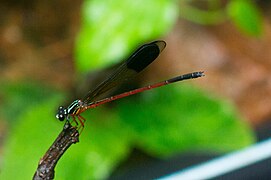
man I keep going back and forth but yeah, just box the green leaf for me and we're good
[117,84,255,157]
[55,109,132,179]
[75,0,178,73]
[0,95,131,180]
[0,81,58,125]
[1,84,255,179]
[227,0,263,36]
[0,96,63,180]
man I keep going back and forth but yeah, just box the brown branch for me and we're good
[33,121,79,180]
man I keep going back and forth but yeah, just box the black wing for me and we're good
[82,40,166,104]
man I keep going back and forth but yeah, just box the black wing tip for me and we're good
[151,40,166,53]
[126,40,166,72]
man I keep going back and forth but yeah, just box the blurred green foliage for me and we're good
[117,85,254,156]
[227,0,262,36]
[0,83,255,179]
[76,0,263,73]
[178,0,263,36]
[75,0,178,72]
[0,82,56,125]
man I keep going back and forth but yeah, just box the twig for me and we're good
[33,121,79,180]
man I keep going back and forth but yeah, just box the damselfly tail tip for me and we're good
[197,71,205,77]
[191,71,205,78]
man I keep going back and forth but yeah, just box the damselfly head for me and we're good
[56,106,67,121]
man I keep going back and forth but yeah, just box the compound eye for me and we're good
[56,106,66,121]
[58,106,64,110]
[56,113,65,121]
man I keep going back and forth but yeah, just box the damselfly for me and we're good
[56,40,204,132]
